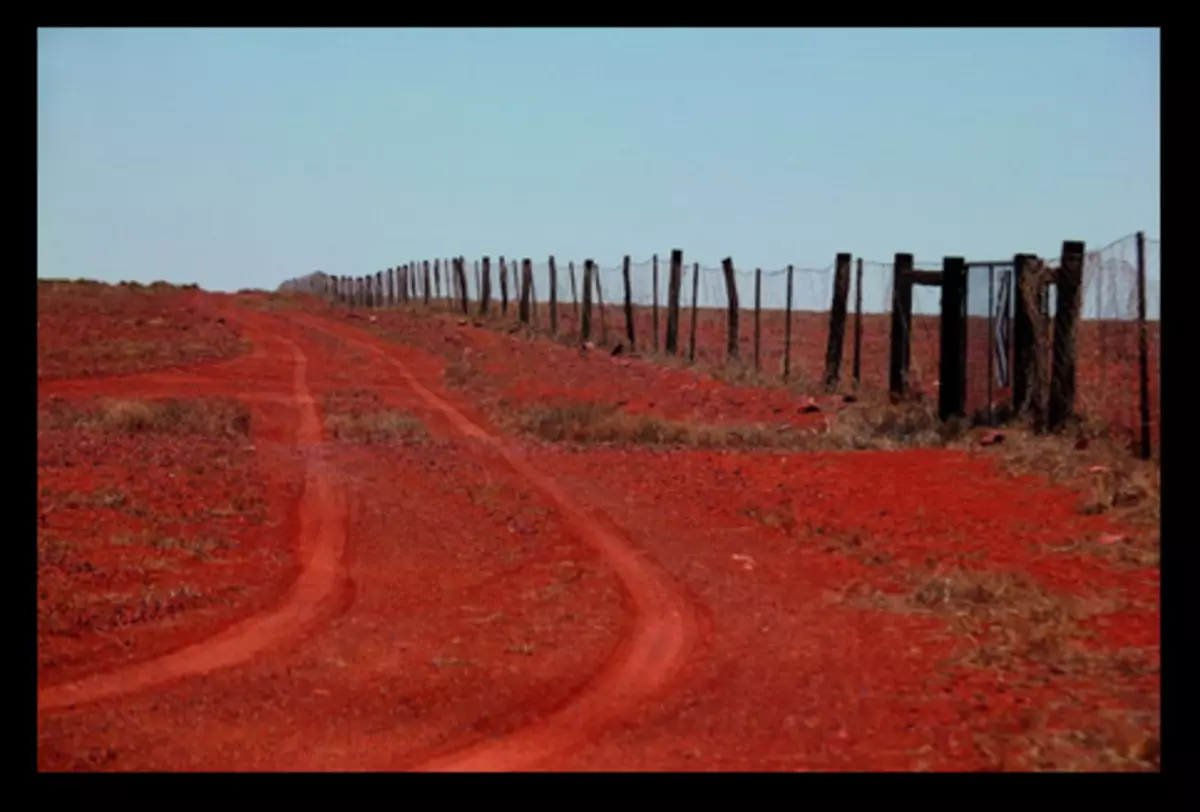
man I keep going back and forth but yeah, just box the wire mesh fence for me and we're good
[290,230,1159,457]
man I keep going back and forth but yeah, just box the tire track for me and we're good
[38,331,350,713]
[293,313,700,772]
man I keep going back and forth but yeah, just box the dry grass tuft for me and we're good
[881,568,1149,680]
[324,410,426,444]
[983,425,1160,529]
[515,402,788,448]
[40,397,252,438]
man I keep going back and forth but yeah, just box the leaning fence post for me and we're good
[1048,240,1085,432]
[721,258,741,361]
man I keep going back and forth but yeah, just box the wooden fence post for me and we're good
[939,256,968,421]
[889,253,914,402]
[688,262,700,363]
[824,252,852,392]
[422,261,430,306]
[753,268,762,373]
[499,257,509,314]
[472,261,481,308]
[549,256,559,336]
[479,257,492,316]
[433,260,441,303]
[510,263,519,308]
[853,258,864,390]
[622,255,636,350]
[377,271,385,308]
[1135,232,1151,459]
[581,260,594,344]
[519,258,532,324]
[569,261,579,317]
[784,264,795,381]
[1048,240,1085,432]
[721,257,740,361]
[666,249,683,355]
[594,266,609,346]
[1012,252,1035,416]
[455,258,468,314]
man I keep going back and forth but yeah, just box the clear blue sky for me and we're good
[38,27,1159,314]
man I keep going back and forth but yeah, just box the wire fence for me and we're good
[286,231,1160,457]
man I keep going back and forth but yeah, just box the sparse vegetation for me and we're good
[324,410,426,444]
[40,397,252,438]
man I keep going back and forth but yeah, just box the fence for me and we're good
[282,232,1160,458]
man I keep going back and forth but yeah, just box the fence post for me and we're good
[1135,232,1152,459]
[479,257,491,316]
[377,271,385,308]
[939,256,968,421]
[569,261,579,318]
[433,260,441,303]
[721,258,740,361]
[519,258,532,324]
[532,262,542,327]
[652,254,660,353]
[454,258,467,314]
[853,258,864,390]
[622,255,636,350]
[986,264,995,425]
[889,253,914,402]
[499,257,509,315]
[1048,240,1085,432]
[422,261,430,306]
[549,256,559,336]
[1012,252,1035,417]
[824,252,852,392]
[784,264,795,382]
[666,249,683,355]
[581,260,594,344]
[594,266,609,345]
[753,268,762,373]
[688,262,700,363]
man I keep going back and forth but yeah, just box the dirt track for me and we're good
[37,296,1160,772]
[37,303,699,771]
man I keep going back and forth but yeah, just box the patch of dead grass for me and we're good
[40,397,252,438]
[324,410,426,444]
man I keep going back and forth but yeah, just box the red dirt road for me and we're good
[38,303,697,772]
[37,293,1158,772]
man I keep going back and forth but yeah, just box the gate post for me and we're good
[939,256,967,421]
[1048,240,1085,432]
[888,253,914,402]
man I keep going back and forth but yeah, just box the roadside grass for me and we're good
[320,388,427,444]
[39,397,252,438]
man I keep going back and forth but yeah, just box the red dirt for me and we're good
[37,280,251,380]
[37,286,1159,772]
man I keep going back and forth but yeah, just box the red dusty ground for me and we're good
[37,301,697,772]
[37,295,1159,772]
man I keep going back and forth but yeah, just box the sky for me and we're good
[38,28,1159,316]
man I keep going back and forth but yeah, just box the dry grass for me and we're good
[980,423,1160,532]
[39,397,252,438]
[513,399,969,452]
[324,410,426,444]
[857,568,1155,687]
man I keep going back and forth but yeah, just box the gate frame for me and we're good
[888,254,968,422]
